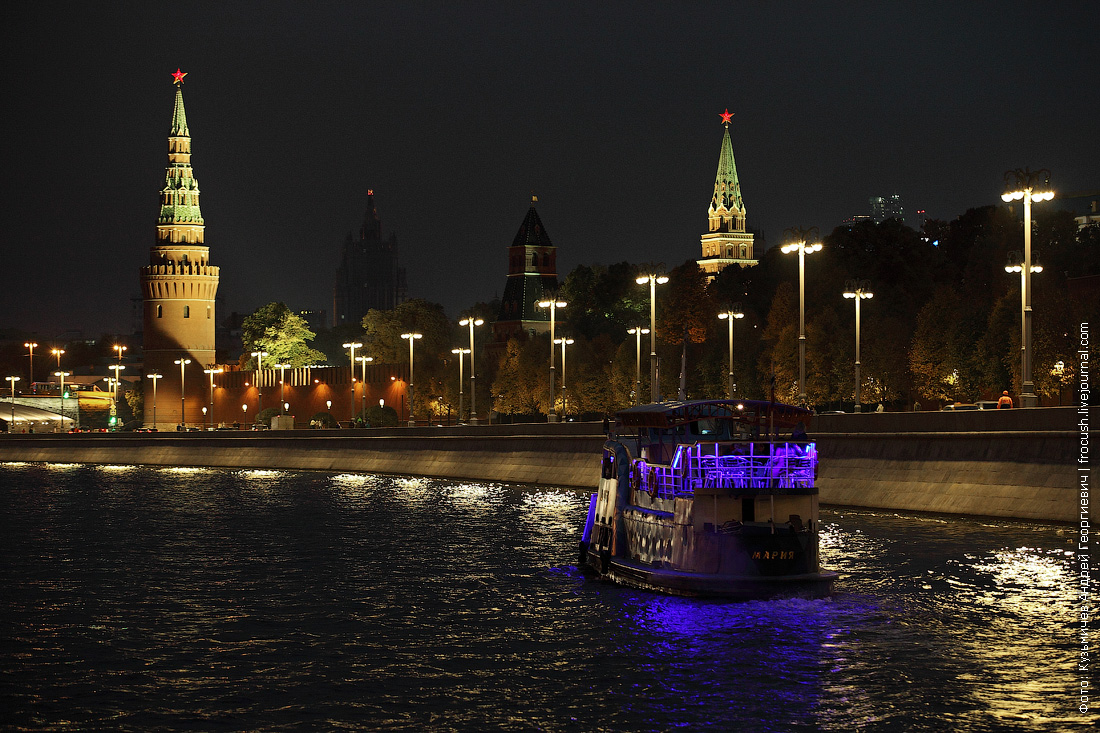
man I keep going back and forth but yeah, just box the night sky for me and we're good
[4,2,1095,338]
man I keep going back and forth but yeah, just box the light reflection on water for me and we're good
[0,464,1087,732]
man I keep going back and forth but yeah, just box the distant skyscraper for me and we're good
[140,70,220,429]
[333,190,408,327]
[492,196,559,343]
[869,193,904,224]
[697,109,757,278]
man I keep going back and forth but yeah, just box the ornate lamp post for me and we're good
[536,299,567,421]
[1001,168,1054,406]
[6,376,20,429]
[717,304,745,399]
[626,326,650,405]
[203,367,223,427]
[553,337,574,418]
[355,355,373,421]
[147,373,162,429]
[451,347,471,423]
[174,358,191,427]
[636,274,669,403]
[458,317,484,424]
[780,227,823,405]
[1001,167,1053,408]
[842,280,874,412]
[272,364,290,415]
[23,342,38,389]
[54,371,71,427]
[400,333,422,427]
[342,342,363,422]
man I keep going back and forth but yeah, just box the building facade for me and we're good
[333,190,408,327]
[697,111,758,278]
[140,71,220,429]
[491,196,560,344]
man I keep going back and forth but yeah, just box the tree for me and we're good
[241,302,326,368]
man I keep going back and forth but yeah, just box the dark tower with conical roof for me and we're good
[491,196,560,343]
[697,109,757,278]
[140,70,220,429]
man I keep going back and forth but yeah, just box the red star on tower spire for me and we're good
[171,68,187,85]
[719,108,734,126]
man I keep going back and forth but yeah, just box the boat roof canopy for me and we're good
[615,399,812,430]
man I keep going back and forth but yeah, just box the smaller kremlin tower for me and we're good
[697,109,758,278]
[491,196,560,344]
[141,70,220,429]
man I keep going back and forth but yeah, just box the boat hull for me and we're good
[600,554,838,600]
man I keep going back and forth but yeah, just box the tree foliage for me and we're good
[241,302,327,368]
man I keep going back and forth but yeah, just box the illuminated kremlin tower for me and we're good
[141,70,220,429]
[491,196,560,343]
[697,109,757,278]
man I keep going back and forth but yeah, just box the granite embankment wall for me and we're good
[0,407,1089,522]
[0,423,607,490]
[812,406,1089,523]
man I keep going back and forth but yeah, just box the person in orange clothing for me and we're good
[997,390,1014,409]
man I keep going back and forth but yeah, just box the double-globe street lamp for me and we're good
[343,342,363,423]
[780,227,823,406]
[451,347,471,423]
[204,367,223,428]
[626,326,650,405]
[54,371,71,426]
[842,280,874,412]
[536,299,567,421]
[147,373,163,428]
[1001,168,1054,407]
[355,355,374,422]
[636,274,669,403]
[553,336,574,417]
[24,342,37,388]
[400,333,422,427]
[174,358,191,428]
[717,304,745,399]
[458,317,484,424]
[250,351,268,421]
[6,376,20,429]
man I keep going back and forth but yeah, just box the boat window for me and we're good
[697,418,719,435]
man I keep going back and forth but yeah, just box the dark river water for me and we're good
[0,462,1089,731]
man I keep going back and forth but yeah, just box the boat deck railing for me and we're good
[633,441,816,500]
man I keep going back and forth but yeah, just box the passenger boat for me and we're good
[579,399,837,600]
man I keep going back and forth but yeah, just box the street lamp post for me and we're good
[174,358,191,428]
[400,333,422,427]
[451,347,471,423]
[1002,168,1053,408]
[355,355,373,421]
[553,337,574,418]
[250,351,268,419]
[459,317,484,424]
[626,327,650,405]
[204,367,223,428]
[51,348,65,374]
[24,342,38,389]
[536,299,567,421]
[717,304,745,399]
[636,274,669,403]
[6,376,20,429]
[781,227,823,406]
[342,342,363,422]
[272,364,289,415]
[147,373,162,428]
[843,280,874,412]
[54,371,71,428]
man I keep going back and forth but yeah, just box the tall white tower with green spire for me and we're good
[141,69,220,429]
[697,109,757,278]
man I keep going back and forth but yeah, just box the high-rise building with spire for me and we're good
[140,70,220,429]
[333,190,407,327]
[697,109,757,278]
[491,196,560,343]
